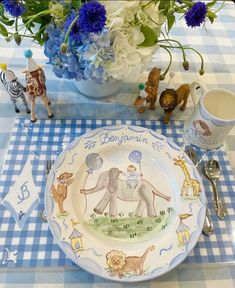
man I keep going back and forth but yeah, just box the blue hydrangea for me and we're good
[78,1,106,34]
[44,25,65,63]
[43,1,110,82]
[185,2,207,28]
[2,0,25,17]
[44,23,113,82]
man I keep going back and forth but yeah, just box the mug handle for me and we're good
[190,81,208,107]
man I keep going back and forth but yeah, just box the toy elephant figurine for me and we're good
[0,64,30,114]
[22,49,53,122]
[81,167,171,217]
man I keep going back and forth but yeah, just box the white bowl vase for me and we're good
[74,78,122,99]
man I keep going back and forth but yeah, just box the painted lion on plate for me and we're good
[106,245,155,278]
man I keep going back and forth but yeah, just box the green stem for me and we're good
[159,45,173,76]
[158,38,187,62]
[24,10,52,29]
[64,14,79,43]
[142,0,155,9]
[213,0,225,13]
[174,4,188,12]
[24,10,52,20]
[15,17,18,33]
[159,44,204,73]
[161,32,174,48]
[8,32,33,38]
[147,14,166,27]
[184,47,204,72]
[181,0,194,7]
[35,23,47,36]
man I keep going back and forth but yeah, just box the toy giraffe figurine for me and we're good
[0,64,30,114]
[22,49,53,122]
[173,158,201,196]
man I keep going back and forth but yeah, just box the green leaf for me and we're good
[22,18,35,34]
[207,10,217,24]
[0,4,14,26]
[167,15,175,33]
[208,15,215,24]
[139,25,157,47]
[0,4,4,17]
[0,5,10,20]
[0,23,8,37]
[23,0,50,17]
[206,0,217,9]
[181,0,194,8]
[72,0,81,11]
[159,0,170,14]
[0,18,14,26]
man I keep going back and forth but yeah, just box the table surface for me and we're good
[0,2,235,287]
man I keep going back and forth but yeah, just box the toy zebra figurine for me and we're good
[0,64,30,114]
[22,49,53,122]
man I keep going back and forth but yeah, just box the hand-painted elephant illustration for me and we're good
[51,172,74,216]
[80,168,171,217]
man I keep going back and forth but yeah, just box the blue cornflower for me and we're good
[64,12,82,42]
[78,1,106,34]
[185,2,207,28]
[2,0,25,17]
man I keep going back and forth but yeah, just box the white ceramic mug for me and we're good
[183,82,235,149]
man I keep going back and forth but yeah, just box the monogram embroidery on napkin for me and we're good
[1,158,40,229]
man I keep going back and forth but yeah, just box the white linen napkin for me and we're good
[1,157,40,229]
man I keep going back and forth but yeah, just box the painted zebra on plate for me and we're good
[0,70,30,114]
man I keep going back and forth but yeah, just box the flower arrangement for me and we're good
[0,0,225,83]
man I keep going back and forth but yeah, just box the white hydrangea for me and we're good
[101,0,164,80]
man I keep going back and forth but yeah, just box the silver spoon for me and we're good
[202,208,214,236]
[204,159,227,220]
[185,148,214,235]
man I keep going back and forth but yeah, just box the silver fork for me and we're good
[46,159,54,177]
[41,159,54,222]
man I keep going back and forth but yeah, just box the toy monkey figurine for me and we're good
[0,64,30,114]
[22,49,53,122]
[159,73,190,124]
[133,67,161,113]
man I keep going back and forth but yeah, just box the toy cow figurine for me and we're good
[159,72,190,124]
[133,67,161,113]
[0,64,30,114]
[22,49,53,122]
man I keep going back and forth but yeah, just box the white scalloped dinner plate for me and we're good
[45,125,205,282]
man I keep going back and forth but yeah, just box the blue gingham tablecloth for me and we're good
[0,118,235,270]
[0,3,235,287]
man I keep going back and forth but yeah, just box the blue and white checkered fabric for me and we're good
[0,118,234,269]
[0,3,235,286]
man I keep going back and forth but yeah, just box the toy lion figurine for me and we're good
[133,67,161,113]
[159,83,190,124]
